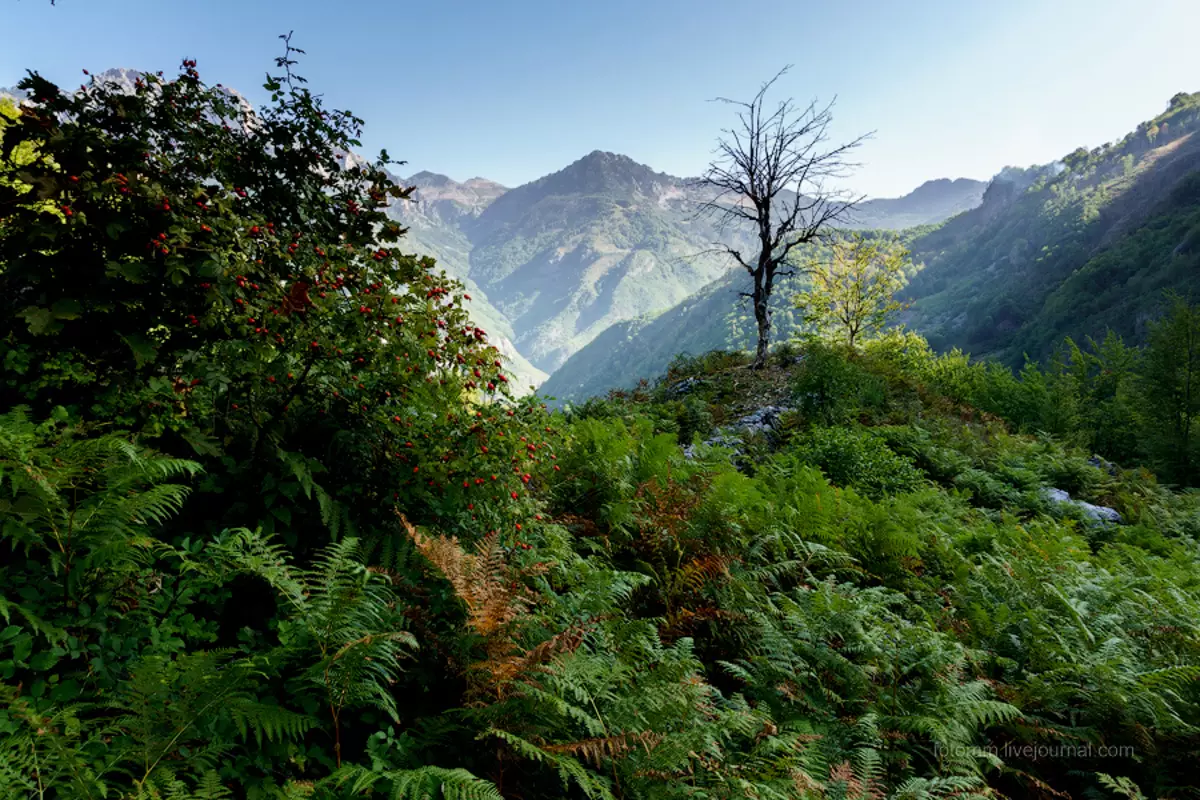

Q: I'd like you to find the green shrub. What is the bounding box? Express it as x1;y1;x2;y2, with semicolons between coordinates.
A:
675;394;714;446
791;343;886;425
792;425;925;497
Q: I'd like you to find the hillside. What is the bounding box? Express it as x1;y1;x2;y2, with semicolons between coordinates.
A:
903;91;1200;363
6;50;1200;800
540;267;804;403
546;93;1200;402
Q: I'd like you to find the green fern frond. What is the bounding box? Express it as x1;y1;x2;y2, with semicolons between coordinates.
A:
483;728;615;800
331;764;503;800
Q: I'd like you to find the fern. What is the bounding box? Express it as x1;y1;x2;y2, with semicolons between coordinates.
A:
331;764;503;800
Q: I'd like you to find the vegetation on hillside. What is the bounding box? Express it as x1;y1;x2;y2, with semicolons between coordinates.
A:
551;328;1200;799
2;48;1199;800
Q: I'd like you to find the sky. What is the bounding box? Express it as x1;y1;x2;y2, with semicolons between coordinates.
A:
4;0;1199;198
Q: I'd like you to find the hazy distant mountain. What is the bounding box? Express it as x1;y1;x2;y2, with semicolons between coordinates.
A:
404;171;507;227
850;178;987;229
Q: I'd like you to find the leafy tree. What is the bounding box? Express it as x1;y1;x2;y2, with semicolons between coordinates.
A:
1141;293;1200;482
793;232;911;348
1056;332;1143;460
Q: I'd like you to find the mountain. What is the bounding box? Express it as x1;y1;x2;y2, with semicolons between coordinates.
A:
901;91;1200;365
543;92;1200;403
849;177;986;229
461;151;754;372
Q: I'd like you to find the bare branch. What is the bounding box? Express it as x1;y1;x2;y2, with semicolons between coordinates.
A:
695;67;871;367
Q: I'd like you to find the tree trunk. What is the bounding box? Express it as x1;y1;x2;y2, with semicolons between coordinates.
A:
752;269;771;369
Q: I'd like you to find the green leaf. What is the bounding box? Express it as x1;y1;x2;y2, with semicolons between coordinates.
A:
106;259;148;283
181;426;223;457
50;299;81;320
19;306;61;336
122;333;159;368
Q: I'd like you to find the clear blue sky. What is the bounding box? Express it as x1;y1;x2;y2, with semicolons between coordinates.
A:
4;0;1198;198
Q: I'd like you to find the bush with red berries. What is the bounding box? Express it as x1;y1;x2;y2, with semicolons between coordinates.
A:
0;49;552;550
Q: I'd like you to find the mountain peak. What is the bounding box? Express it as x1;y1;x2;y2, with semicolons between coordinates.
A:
902;177;987;203
408;170;456;187
576;149;636;166
538;150;672;197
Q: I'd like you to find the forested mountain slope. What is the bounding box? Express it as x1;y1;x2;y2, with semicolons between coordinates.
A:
903;91;1200;363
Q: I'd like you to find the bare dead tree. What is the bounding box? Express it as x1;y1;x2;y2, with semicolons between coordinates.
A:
695;66;871;368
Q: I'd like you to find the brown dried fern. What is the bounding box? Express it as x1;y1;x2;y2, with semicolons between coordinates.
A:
400;513;572;700
542;731;665;768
